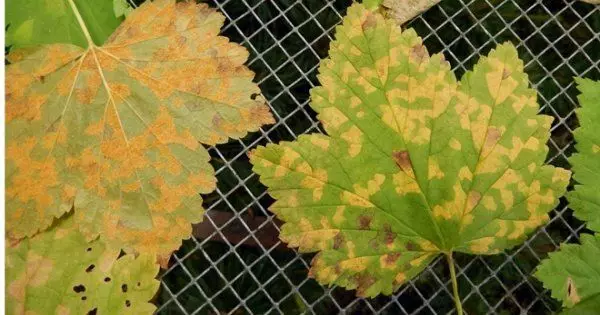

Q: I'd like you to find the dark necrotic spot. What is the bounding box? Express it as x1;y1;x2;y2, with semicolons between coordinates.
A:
121;284;128;293
73;284;86;293
85;264;95;273
87;308;97;315
250;93;259;100
104;277;111;282
125;300;131;307
86;247;92;252
358;215;372;230
137;282;141;287
333;233;344;250
81;296;87;301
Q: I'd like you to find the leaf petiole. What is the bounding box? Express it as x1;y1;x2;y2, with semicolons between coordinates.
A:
66;0;96;47
446;252;464;315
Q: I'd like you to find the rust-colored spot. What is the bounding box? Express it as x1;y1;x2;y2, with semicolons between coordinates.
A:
502;68;511;79
384;224;396;245
467;191;482;213
385;252;401;265
333;233;344;250
362;13;377;31
566;277;581;305
392;150;413;173
410;44;428;64
485;128;501;147
358;215;372;230
405;241;417;251
354;273;376;297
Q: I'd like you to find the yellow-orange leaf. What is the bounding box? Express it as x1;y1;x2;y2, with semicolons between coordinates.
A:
5;0;274;264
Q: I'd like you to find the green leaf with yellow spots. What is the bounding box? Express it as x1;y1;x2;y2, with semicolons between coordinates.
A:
6;0;274;265
249;3;569;298
6;215;160;315
535;78;600;313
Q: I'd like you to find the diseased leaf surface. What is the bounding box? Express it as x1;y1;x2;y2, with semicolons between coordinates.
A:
6;0;122;47
6;0;274;263
535;78;600;312
250;3;569;297
6;216;159;315
536;235;600;309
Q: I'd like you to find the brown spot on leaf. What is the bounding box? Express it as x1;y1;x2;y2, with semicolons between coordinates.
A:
362;13;377;31
85;264;95;273
358;215;372;230
334;264;342;275
385;252;401;265
125;300;131;307
121;284;128;293
392;151;413;173
354;273;376;297
87;308;97;315
566;277;581;305
484;128;501;148
502;68;511;79
405;241;417;251
384;224;396;245
467;191;482;213
104;277;111;282
410;44;428;64
333;233;344;250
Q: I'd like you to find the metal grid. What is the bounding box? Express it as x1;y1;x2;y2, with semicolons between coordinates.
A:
155;0;600;314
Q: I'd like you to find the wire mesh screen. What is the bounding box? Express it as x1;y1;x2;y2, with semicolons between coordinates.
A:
155;0;600;314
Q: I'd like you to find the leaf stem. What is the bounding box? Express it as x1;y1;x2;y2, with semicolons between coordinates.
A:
446;252;464;315
66;0;95;47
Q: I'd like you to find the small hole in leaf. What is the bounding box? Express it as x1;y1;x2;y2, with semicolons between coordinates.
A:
85;264;95;273
81;296;87;301
121;284;128;293
125;300;131;307
104;277;111;282
87;307;97;315
73;285;86;293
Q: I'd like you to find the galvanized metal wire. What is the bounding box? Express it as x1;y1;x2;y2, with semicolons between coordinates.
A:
155;0;600;314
